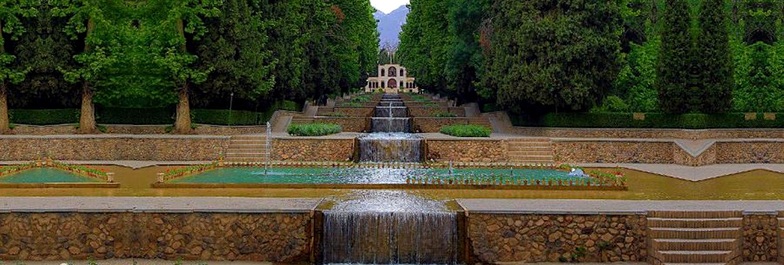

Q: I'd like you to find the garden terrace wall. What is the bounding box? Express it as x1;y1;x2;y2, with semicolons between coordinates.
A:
311;117;369;132
715;141;784;164
0;135;228;161
0;212;313;262
466;213;647;263
552;140;676;164
426;139;505;162
408;107;466;117
413;117;492;133
9;124;267;135
513;127;784;139
271;138;355;161
315;107;375;117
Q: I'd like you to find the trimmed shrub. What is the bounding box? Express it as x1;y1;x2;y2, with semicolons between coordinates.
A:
97;107;172;124
192;109;265;125
440;124;492;137
287;123;342;136
10;109;79;125
515;112;784;129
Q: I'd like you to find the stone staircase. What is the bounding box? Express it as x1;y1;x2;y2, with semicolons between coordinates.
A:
224;134;269;162
648;211;742;265
506;138;555;164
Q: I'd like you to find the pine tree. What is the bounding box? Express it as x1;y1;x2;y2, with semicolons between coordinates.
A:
656;0;692;113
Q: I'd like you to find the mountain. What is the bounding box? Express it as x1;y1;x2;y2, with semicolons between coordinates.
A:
376;5;409;48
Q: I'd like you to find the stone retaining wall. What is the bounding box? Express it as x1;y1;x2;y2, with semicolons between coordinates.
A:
413;118;492;133
467;213;647;263
0;212;312;262
408;107;466;117
9;124;266;135
0;136;228;161
315;107;375;117
426;139;505;162
716;142;784;164
513;127;784;139
552;141;675;164
743;213;779;262
271;138;355;161
311;117;369;132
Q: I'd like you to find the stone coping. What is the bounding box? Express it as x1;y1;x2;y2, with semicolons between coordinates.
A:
0;197;323;213
0;134;230;139
458;199;784;215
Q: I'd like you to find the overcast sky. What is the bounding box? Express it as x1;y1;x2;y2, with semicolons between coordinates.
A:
370;0;409;14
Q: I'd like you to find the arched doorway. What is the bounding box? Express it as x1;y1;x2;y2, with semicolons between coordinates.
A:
388;78;398;88
389;67;397;77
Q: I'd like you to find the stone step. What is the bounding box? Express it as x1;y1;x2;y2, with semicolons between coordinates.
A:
648;211;742;219
652;239;737;251
655;250;732;263
648;218;743;228
508;155;554;160
649;228;740;239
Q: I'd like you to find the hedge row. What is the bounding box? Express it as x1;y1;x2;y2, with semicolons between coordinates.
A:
9;108;273;125
515;113;784;129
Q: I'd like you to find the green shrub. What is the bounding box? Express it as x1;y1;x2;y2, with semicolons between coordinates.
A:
97;107;172;124
10;109;79;125
287;123;342;136
515;112;784;128
192;109;264;125
351;95;372;103
440;124;492;137
434;112;458;117
591;96;629;113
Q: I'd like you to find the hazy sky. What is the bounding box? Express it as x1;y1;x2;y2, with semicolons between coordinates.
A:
370;0;409;14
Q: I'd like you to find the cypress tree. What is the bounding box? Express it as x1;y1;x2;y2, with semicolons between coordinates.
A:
656;0;692;113
696;0;733;113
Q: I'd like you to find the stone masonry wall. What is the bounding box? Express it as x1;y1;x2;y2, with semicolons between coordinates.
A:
512;127;784;139
716;142;784;163
467;214;647;263
408;107;466;117
553;141;675;164
426;139;505;162
743;214;779;262
315;107;375;117
0;212;312;262
0;136;228;161
10;125;266;135
271;138;355;161
413;118;492;133
312;117;369;132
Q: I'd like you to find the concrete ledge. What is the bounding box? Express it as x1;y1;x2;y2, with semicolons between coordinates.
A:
0;197;322;213
458;199;784;214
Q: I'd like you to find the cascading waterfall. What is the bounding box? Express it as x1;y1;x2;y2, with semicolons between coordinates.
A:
322;191;459;265
360;94;423;162
359;133;422;162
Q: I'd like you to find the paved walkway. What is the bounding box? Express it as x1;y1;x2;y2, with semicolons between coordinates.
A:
0;161;213;169
578;163;784;181
0;197;322;213
458;199;784;214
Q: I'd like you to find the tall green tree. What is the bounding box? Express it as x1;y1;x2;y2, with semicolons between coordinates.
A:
444;0;490;103
152;0;219;133
656;0;692;113
695;0;733;113
189;0;275;108
330;0;378;91
399;0;450;94
0;0;34;133
483;0;621;113
54;0;120;133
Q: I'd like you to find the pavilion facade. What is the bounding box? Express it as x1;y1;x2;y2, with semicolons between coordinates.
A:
365;64;419;93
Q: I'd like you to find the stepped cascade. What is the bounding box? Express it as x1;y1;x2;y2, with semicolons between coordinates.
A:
321;191;459;265
359;94;423;162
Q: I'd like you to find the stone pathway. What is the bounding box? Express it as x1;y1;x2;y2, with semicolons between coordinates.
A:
458;199;784;214
578;163;784;181
0;197;322;213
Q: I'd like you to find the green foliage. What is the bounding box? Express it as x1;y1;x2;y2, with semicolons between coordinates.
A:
657;0;693;113
398;0;450;93
192;109;265;125
287;123;342;136
96;107;172;124
10;109;79;124
440;124;491;137
591;96;629;113
434;111;458;118
618;39;660;112
518;112;784;128
733;42;784;112
695;0;733;113
483;0;622;112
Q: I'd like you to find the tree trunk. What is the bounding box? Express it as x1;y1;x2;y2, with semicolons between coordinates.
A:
0;82;9;134
78;82;97;133
174;82;192;134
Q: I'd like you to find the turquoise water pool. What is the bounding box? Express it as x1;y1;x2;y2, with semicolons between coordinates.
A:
171;167;586;184
0;168;99;183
